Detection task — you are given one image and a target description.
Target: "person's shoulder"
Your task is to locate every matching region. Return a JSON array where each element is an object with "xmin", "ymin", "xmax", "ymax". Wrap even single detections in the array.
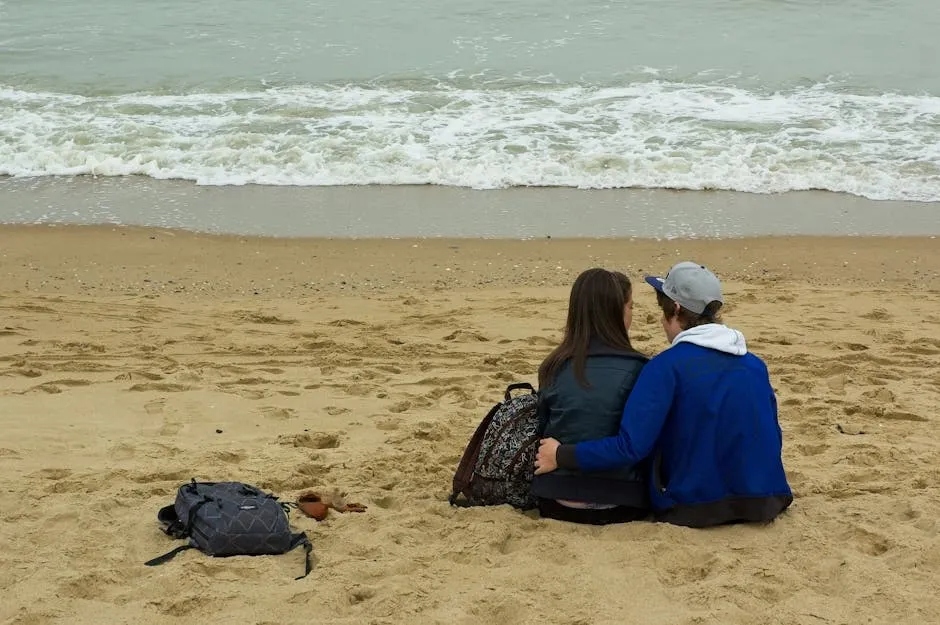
[
  {"xmin": 642, "ymin": 347, "xmax": 682, "ymax": 374},
  {"xmin": 588, "ymin": 351, "xmax": 648, "ymax": 377},
  {"xmin": 587, "ymin": 344, "xmax": 648, "ymax": 365},
  {"xmin": 741, "ymin": 351, "xmax": 769, "ymax": 369},
  {"xmin": 647, "ymin": 342, "xmax": 719, "ymax": 372},
  {"xmin": 740, "ymin": 352, "xmax": 772, "ymax": 380},
  {"xmin": 649, "ymin": 343, "xmax": 691, "ymax": 362}
]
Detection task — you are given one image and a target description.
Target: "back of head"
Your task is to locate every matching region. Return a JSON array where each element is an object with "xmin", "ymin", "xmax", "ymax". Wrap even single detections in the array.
[
  {"xmin": 538, "ymin": 268, "xmax": 635, "ymax": 388},
  {"xmin": 648, "ymin": 262, "xmax": 724, "ymax": 330}
]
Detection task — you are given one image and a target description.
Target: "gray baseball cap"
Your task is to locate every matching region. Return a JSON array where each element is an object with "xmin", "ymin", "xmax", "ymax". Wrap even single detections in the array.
[{"xmin": 644, "ymin": 261, "xmax": 723, "ymax": 315}]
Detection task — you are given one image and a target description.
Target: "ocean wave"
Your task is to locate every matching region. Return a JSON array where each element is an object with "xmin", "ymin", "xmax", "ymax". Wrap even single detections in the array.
[{"xmin": 1, "ymin": 79, "xmax": 939, "ymax": 201}]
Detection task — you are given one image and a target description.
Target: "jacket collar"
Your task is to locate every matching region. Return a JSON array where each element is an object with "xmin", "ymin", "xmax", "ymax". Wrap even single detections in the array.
[{"xmin": 587, "ymin": 339, "xmax": 648, "ymax": 360}]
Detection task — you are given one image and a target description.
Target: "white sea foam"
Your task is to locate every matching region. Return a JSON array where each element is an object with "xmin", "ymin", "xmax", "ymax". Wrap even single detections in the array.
[{"xmin": 1, "ymin": 80, "xmax": 939, "ymax": 201}]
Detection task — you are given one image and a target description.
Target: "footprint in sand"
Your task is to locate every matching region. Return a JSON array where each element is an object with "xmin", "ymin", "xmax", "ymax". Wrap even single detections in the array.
[
  {"xmin": 342, "ymin": 384, "xmax": 376, "ymax": 398},
  {"xmin": 373, "ymin": 495, "xmax": 400, "ymax": 510},
  {"xmin": 9, "ymin": 367, "xmax": 42, "ymax": 378},
  {"xmin": 109, "ymin": 443, "xmax": 136, "ymax": 461},
  {"xmin": 144, "ymin": 398, "xmax": 166, "ymax": 415},
  {"xmin": 838, "ymin": 342, "xmax": 869, "ymax": 352},
  {"xmin": 212, "ymin": 450, "xmax": 246, "ymax": 464},
  {"xmin": 159, "ymin": 419, "xmax": 183, "ymax": 436},
  {"xmin": 151, "ymin": 594, "xmax": 203, "ymax": 618},
  {"xmin": 327, "ymin": 318, "xmax": 367, "ymax": 327},
  {"xmin": 389, "ymin": 400, "xmax": 411, "ymax": 414},
  {"xmin": 236, "ymin": 389, "xmax": 270, "ymax": 400},
  {"xmin": 325, "ymin": 406, "xmax": 351, "ymax": 416},
  {"xmin": 797, "ymin": 443, "xmax": 829, "ymax": 457},
  {"xmin": 57, "ymin": 571, "xmax": 121, "ymax": 601},
  {"xmin": 826, "ymin": 374, "xmax": 847, "ymax": 394},
  {"xmin": 279, "ymin": 432, "xmax": 342, "ymax": 449},
  {"xmin": 114, "ymin": 370, "xmax": 165, "ymax": 382},
  {"xmin": 235, "ymin": 311, "xmax": 297, "ymax": 325},
  {"xmin": 842, "ymin": 526, "xmax": 893, "ymax": 556},
  {"xmin": 129, "ymin": 382, "xmax": 189, "ymax": 393},
  {"xmin": 861, "ymin": 308, "xmax": 892, "ymax": 321},
  {"xmin": 862, "ymin": 388, "xmax": 895, "ymax": 404},
  {"xmin": 219, "ymin": 376, "xmax": 271, "ymax": 387},
  {"xmin": 412, "ymin": 422, "xmax": 451, "ymax": 441},
  {"xmin": 657, "ymin": 551, "xmax": 721, "ymax": 586},
  {"xmin": 442, "ymin": 330, "xmax": 490, "ymax": 342},
  {"xmin": 260, "ymin": 406, "xmax": 297, "ymax": 421},
  {"xmin": 375, "ymin": 418, "xmax": 401, "ymax": 431},
  {"xmin": 25, "ymin": 379, "xmax": 92, "ymax": 394},
  {"xmin": 33, "ymin": 468, "xmax": 72, "ymax": 480},
  {"xmin": 25, "ymin": 382, "xmax": 62, "ymax": 394},
  {"xmin": 48, "ymin": 510, "xmax": 79, "ymax": 530},
  {"xmin": 347, "ymin": 586, "xmax": 377, "ymax": 604}
]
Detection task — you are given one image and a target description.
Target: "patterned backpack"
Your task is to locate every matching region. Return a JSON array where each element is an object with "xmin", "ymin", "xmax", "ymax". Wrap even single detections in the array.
[
  {"xmin": 145, "ymin": 480, "xmax": 312, "ymax": 579},
  {"xmin": 449, "ymin": 383, "xmax": 542, "ymax": 510}
]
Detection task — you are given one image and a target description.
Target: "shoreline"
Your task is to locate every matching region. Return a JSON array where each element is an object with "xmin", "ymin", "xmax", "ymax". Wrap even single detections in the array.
[
  {"xmin": 2, "ymin": 225, "xmax": 938, "ymax": 297},
  {"xmin": 2, "ymin": 177, "xmax": 939, "ymax": 238}
]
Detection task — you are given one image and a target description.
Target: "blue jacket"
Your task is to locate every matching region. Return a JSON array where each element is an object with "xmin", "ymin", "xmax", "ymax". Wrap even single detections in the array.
[{"xmin": 555, "ymin": 326, "xmax": 792, "ymax": 527}]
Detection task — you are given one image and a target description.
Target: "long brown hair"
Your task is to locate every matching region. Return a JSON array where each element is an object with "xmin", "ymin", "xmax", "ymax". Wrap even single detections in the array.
[{"xmin": 538, "ymin": 268, "xmax": 636, "ymax": 389}]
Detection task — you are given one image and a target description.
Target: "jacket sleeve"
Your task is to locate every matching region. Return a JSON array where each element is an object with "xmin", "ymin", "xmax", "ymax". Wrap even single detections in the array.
[{"xmin": 556, "ymin": 356, "xmax": 676, "ymax": 472}]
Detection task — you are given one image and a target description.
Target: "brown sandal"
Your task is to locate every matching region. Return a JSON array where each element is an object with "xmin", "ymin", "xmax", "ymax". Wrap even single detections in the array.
[
  {"xmin": 296, "ymin": 491, "xmax": 330, "ymax": 521},
  {"xmin": 296, "ymin": 488, "xmax": 368, "ymax": 521}
]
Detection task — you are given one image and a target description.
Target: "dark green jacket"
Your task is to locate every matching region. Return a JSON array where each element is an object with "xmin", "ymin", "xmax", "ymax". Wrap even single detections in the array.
[{"xmin": 531, "ymin": 342, "xmax": 649, "ymax": 508}]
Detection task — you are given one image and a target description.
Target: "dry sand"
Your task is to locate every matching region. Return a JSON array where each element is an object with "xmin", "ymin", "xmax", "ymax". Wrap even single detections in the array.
[{"xmin": 1, "ymin": 226, "xmax": 939, "ymax": 625}]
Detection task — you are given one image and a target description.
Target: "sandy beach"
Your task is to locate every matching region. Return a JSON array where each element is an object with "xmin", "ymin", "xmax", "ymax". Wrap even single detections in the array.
[{"xmin": 1, "ymin": 225, "xmax": 939, "ymax": 625}]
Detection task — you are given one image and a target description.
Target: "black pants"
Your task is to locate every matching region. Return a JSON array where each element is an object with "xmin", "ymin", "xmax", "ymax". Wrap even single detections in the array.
[{"xmin": 538, "ymin": 498, "xmax": 648, "ymax": 526}]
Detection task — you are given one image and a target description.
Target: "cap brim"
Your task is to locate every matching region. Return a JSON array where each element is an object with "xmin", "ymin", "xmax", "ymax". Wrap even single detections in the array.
[{"xmin": 644, "ymin": 276, "xmax": 666, "ymax": 293}]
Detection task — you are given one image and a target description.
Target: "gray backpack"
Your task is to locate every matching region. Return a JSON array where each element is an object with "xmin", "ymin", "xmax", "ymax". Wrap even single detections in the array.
[{"xmin": 145, "ymin": 480, "xmax": 312, "ymax": 579}]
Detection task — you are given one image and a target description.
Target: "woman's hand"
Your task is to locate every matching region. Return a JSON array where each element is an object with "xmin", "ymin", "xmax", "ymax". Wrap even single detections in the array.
[{"xmin": 534, "ymin": 438, "xmax": 561, "ymax": 475}]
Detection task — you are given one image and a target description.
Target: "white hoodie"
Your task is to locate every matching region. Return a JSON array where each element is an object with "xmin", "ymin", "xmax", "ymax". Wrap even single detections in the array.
[{"xmin": 671, "ymin": 323, "xmax": 748, "ymax": 356}]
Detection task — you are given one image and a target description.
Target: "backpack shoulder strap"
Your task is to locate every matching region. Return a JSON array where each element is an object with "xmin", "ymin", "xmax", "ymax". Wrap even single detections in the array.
[
  {"xmin": 289, "ymin": 532, "xmax": 313, "ymax": 580},
  {"xmin": 144, "ymin": 544, "xmax": 193, "ymax": 567},
  {"xmin": 449, "ymin": 401, "xmax": 503, "ymax": 505}
]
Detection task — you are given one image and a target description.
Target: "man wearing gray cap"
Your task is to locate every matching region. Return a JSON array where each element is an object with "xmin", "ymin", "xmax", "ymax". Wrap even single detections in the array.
[{"xmin": 535, "ymin": 261, "xmax": 793, "ymax": 527}]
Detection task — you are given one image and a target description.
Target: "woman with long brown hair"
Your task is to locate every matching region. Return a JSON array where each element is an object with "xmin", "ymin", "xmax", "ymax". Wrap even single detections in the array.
[{"xmin": 531, "ymin": 268, "xmax": 650, "ymax": 525}]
